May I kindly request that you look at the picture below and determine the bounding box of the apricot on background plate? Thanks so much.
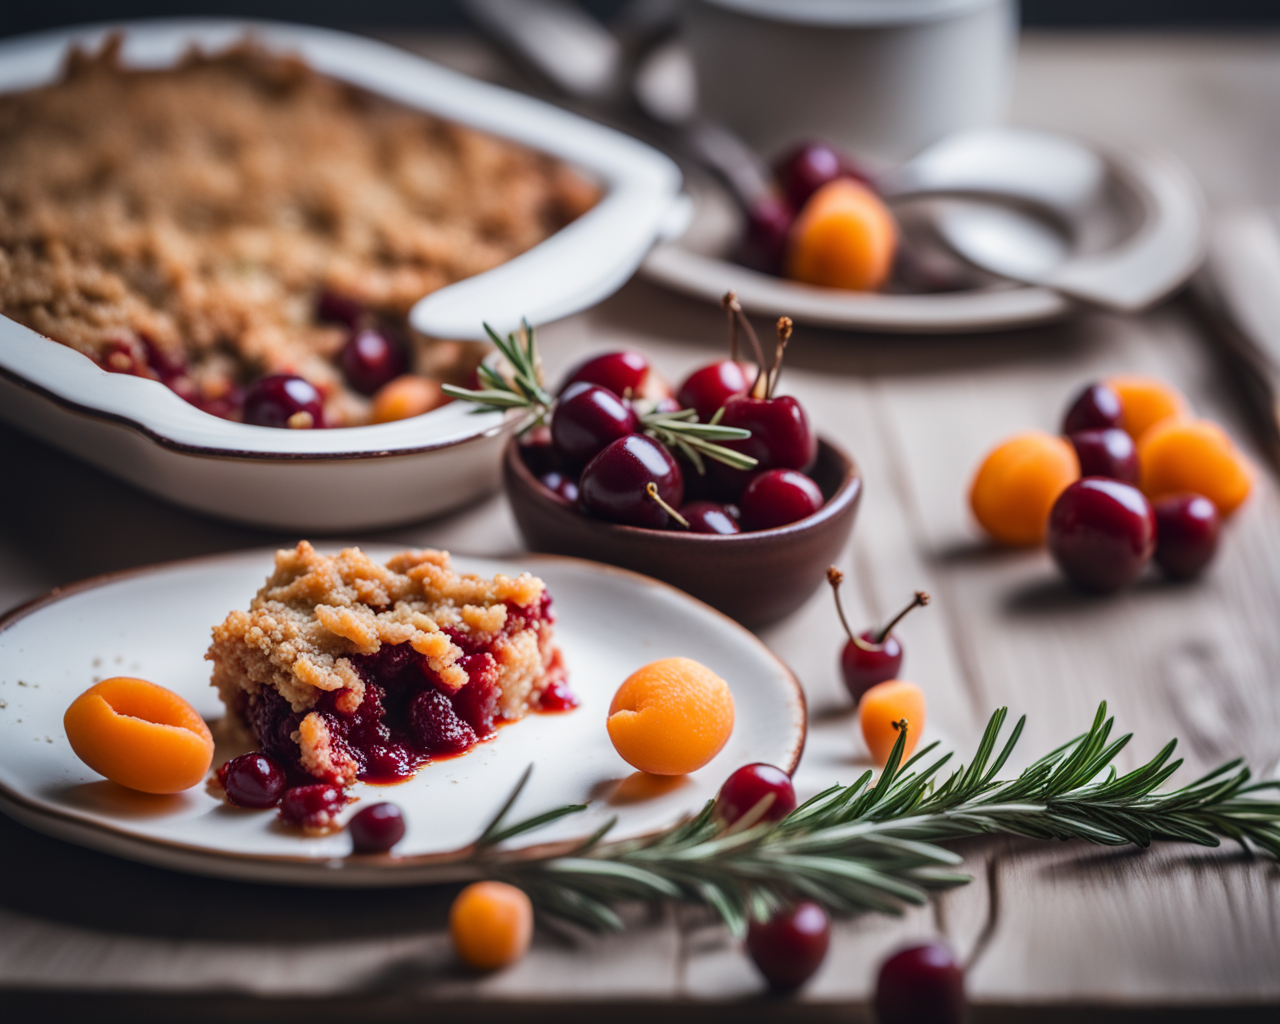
[607,657,735,776]
[784,178,897,292]
[969,431,1080,546]
[859,680,927,766]
[63,677,214,794]
[1138,418,1253,517]
[1106,375,1189,440]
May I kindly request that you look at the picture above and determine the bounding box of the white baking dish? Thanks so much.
[0,19,683,532]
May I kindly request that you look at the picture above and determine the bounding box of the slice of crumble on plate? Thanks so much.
[207,541,566,796]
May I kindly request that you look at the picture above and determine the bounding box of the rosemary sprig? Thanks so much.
[442,321,758,472]
[470,703,1280,934]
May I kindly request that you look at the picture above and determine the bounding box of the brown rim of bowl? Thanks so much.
[0,545,806,882]
[505,433,861,541]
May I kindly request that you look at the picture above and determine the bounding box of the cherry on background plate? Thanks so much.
[746,901,831,991]
[875,942,966,1024]
[1153,493,1220,579]
[339,327,408,396]
[348,802,406,854]
[679,501,740,535]
[1062,381,1123,435]
[219,752,286,809]
[714,763,796,825]
[740,469,824,530]
[1047,477,1157,592]
[242,374,325,429]
[740,194,795,276]
[579,434,684,528]
[1069,427,1138,483]
[720,394,817,474]
[676,360,754,422]
[560,350,650,397]
[550,382,639,465]
[775,141,874,211]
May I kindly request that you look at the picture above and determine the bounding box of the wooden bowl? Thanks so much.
[504,436,862,629]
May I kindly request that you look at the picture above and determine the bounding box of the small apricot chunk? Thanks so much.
[1138,418,1253,517]
[784,179,897,292]
[1106,376,1189,440]
[607,657,735,776]
[370,374,446,423]
[859,680,927,766]
[969,431,1080,545]
[64,677,214,794]
[450,881,534,971]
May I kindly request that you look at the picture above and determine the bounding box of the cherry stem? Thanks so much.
[874,591,930,646]
[826,566,878,652]
[646,482,689,528]
[768,317,793,400]
[718,292,768,399]
[721,291,740,365]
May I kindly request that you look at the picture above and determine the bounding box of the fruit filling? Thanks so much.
[208,542,572,803]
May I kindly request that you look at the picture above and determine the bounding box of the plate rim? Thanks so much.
[0,547,807,886]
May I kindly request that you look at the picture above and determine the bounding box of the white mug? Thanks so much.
[683,0,1018,166]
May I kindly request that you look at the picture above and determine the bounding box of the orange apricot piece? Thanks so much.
[450,881,534,971]
[784,179,898,292]
[1138,418,1253,517]
[370,375,446,423]
[969,431,1080,545]
[859,680,927,766]
[63,677,214,794]
[1106,376,1189,440]
[607,657,735,776]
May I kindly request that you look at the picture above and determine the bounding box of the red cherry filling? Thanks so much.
[339,326,409,396]
[348,802,406,854]
[739,469,823,530]
[537,677,580,711]
[1062,381,1124,435]
[676,360,754,422]
[1069,427,1138,483]
[679,501,741,535]
[875,943,966,1024]
[559,350,651,397]
[243,374,325,429]
[217,752,287,809]
[1153,493,1220,580]
[278,783,348,831]
[1048,477,1157,592]
[551,382,639,465]
[746,901,831,991]
[409,688,478,754]
[714,763,796,825]
[579,434,685,528]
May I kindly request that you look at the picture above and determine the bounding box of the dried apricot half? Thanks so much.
[450,881,534,971]
[607,657,735,776]
[1106,376,1189,440]
[859,679,927,766]
[969,431,1079,545]
[1138,418,1253,517]
[64,677,214,794]
[784,178,897,292]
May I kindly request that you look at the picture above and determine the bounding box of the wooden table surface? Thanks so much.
[2,29,1280,1023]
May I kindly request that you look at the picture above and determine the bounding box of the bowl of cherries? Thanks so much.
[449,296,861,629]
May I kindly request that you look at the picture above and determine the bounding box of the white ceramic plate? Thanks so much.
[642,146,1205,332]
[0,19,683,531]
[0,547,805,887]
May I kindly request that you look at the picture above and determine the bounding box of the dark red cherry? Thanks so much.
[339,326,408,396]
[218,752,287,809]
[1048,477,1156,592]
[410,688,478,754]
[720,394,817,473]
[316,290,366,329]
[579,434,684,528]
[775,141,874,210]
[551,382,640,465]
[676,360,754,422]
[560,350,650,397]
[242,374,325,429]
[746,902,831,991]
[1153,493,1220,580]
[679,500,741,535]
[740,469,824,530]
[740,194,795,275]
[539,470,580,504]
[278,783,346,830]
[875,943,966,1024]
[1062,381,1123,435]
[1069,428,1138,483]
[842,633,903,702]
[714,763,796,825]
[348,802,406,854]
